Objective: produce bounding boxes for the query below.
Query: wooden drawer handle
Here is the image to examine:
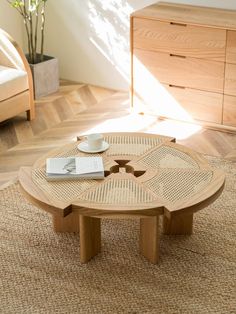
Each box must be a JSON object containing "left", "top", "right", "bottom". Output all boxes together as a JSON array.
[
  {"left": 170, "top": 54, "right": 186, "bottom": 58},
  {"left": 169, "top": 84, "right": 185, "bottom": 89},
  {"left": 170, "top": 22, "right": 187, "bottom": 27}
]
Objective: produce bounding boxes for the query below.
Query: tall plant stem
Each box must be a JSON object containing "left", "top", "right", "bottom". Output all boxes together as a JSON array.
[
  {"left": 29, "top": 11, "right": 35, "bottom": 63},
  {"left": 22, "top": 1, "right": 32, "bottom": 63},
  {"left": 21, "top": 4, "right": 32, "bottom": 63},
  {"left": 40, "top": 2, "right": 46, "bottom": 62},
  {"left": 24, "top": 18, "right": 32, "bottom": 62},
  {"left": 6, "top": 0, "right": 48, "bottom": 64},
  {"left": 34, "top": 6, "right": 39, "bottom": 63}
]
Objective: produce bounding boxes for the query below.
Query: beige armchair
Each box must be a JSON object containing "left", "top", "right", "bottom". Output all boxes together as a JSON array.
[{"left": 0, "top": 28, "right": 34, "bottom": 122}]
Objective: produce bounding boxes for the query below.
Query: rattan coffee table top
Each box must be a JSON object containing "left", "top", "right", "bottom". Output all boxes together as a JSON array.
[{"left": 19, "top": 132, "right": 225, "bottom": 218}]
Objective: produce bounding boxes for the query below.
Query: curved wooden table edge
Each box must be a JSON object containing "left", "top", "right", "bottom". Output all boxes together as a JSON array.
[{"left": 18, "top": 167, "right": 72, "bottom": 217}]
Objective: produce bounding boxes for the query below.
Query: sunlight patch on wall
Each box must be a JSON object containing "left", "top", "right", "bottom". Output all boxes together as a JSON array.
[
  {"left": 88, "top": 0, "right": 133, "bottom": 83},
  {"left": 89, "top": 37, "right": 127, "bottom": 79}
]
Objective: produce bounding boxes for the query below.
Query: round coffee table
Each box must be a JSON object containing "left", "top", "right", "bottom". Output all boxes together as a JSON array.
[{"left": 19, "top": 132, "right": 225, "bottom": 263}]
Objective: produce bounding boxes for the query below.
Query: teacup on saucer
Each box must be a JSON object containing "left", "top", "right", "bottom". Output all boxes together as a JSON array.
[
  {"left": 85, "top": 133, "right": 103, "bottom": 151},
  {"left": 77, "top": 138, "right": 109, "bottom": 153}
]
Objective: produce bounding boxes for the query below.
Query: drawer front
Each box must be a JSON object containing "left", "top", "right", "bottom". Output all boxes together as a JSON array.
[
  {"left": 132, "top": 80, "right": 222, "bottom": 123},
  {"left": 223, "top": 95, "right": 236, "bottom": 126},
  {"left": 164, "top": 85, "right": 223, "bottom": 123},
  {"left": 133, "top": 49, "right": 224, "bottom": 93},
  {"left": 133, "top": 18, "right": 226, "bottom": 61},
  {"left": 224, "top": 63, "right": 236, "bottom": 96},
  {"left": 226, "top": 31, "right": 236, "bottom": 64}
]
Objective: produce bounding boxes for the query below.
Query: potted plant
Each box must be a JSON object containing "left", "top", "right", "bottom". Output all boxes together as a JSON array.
[{"left": 6, "top": 0, "right": 59, "bottom": 99}]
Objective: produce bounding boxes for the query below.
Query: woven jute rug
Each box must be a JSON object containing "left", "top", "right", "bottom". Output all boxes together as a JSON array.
[{"left": 0, "top": 156, "right": 235, "bottom": 314}]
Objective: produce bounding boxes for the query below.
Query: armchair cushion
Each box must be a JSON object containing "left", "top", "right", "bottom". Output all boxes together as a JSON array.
[
  {"left": 0, "top": 28, "right": 34, "bottom": 121},
  {"left": 0, "top": 65, "right": 28, "bottom": 101}
]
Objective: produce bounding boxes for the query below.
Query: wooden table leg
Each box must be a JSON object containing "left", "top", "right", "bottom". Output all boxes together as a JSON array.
[
  {"left": 79, "top": 215, "right": 101, "bottom": 263},
  {"left": 53, "top": 211, "right": 80, "bottom": 232},
  {"left": 140, "top": 216, "right": 160, "bottom": 264},
  {"left": 163, "top": 213, "right": 193, "bottom": 235}
]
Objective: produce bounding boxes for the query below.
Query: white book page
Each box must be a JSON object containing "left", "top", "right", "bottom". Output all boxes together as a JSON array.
[
  {"left": 76, "top": 157, "right": 104, "bottom": 174},
  {"left": 46, "top": 157, "right": 76, "bottom": 175}
]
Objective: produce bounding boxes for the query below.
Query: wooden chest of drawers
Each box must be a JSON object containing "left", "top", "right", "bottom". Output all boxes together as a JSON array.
[{"left": 130, "top": 2, "right": 236, "bottom": 130}]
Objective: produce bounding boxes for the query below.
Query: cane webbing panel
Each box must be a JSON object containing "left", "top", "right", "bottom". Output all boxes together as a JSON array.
[
  {"left": 47, "top": 143, "right": 101, "bottom": 159},
  {"left": 138, "top": 145, "right": 199, "bottom": 169},
  {"left": 78, "top": 178, "right": 156, "bottom": 205},
  {"left": 146, "top": 170, "right": 213, "bottom": 203},
  {"left": 54, "top": 144, "right": 79, "bottom": 158},
  {"left": 103, "top": 134, "right": 165, "bottom": 156},
  {"left": 32, "top": 168, "right": 98, "bottom": 202},
  {"left": 29, "top": 133, "right": 222, "bottom": 211}
]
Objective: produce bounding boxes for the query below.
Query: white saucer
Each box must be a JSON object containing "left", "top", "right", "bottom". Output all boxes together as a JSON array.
[{"left": 77, "top": 141, "right": 109, "bottom": 153}]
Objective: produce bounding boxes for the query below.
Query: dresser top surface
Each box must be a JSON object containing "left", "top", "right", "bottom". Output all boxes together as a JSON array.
[{"left": 131, "top": 2, "right": 236, "bottom": 30}]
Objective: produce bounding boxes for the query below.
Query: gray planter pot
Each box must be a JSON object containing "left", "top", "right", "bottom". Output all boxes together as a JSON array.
[{"left": 28, "top": 55, "right": 59, "bottom": 99}]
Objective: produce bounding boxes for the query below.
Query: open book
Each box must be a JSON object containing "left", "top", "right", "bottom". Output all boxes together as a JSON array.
[{"left": 46, "top": 156, "right": 104, "bottom": 181}]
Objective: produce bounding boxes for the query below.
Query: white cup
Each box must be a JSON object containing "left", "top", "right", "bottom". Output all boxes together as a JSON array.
[{"left": 86, "top": 133, "right": 103, "bottom": 150}]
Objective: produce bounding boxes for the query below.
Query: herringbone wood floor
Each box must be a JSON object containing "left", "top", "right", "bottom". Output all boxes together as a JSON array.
[{"left": 1, "top": 80, "right": 236, "bottom": 188}]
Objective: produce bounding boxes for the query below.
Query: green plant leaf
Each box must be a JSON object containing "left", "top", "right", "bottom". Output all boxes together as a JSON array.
[{"left": 11, "top": 0, "right": 24, "bottom": 8}]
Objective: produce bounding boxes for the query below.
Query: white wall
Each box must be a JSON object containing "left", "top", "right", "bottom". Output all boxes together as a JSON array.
[
  {"left": 1, "top": 1, "right": 236, "bottom": 91},
  {"left": 0, "top": 1, "right": 23, "bottom": 45},
  {"left": 46, "top": 0, "right": 160, "bottom": 91}
]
